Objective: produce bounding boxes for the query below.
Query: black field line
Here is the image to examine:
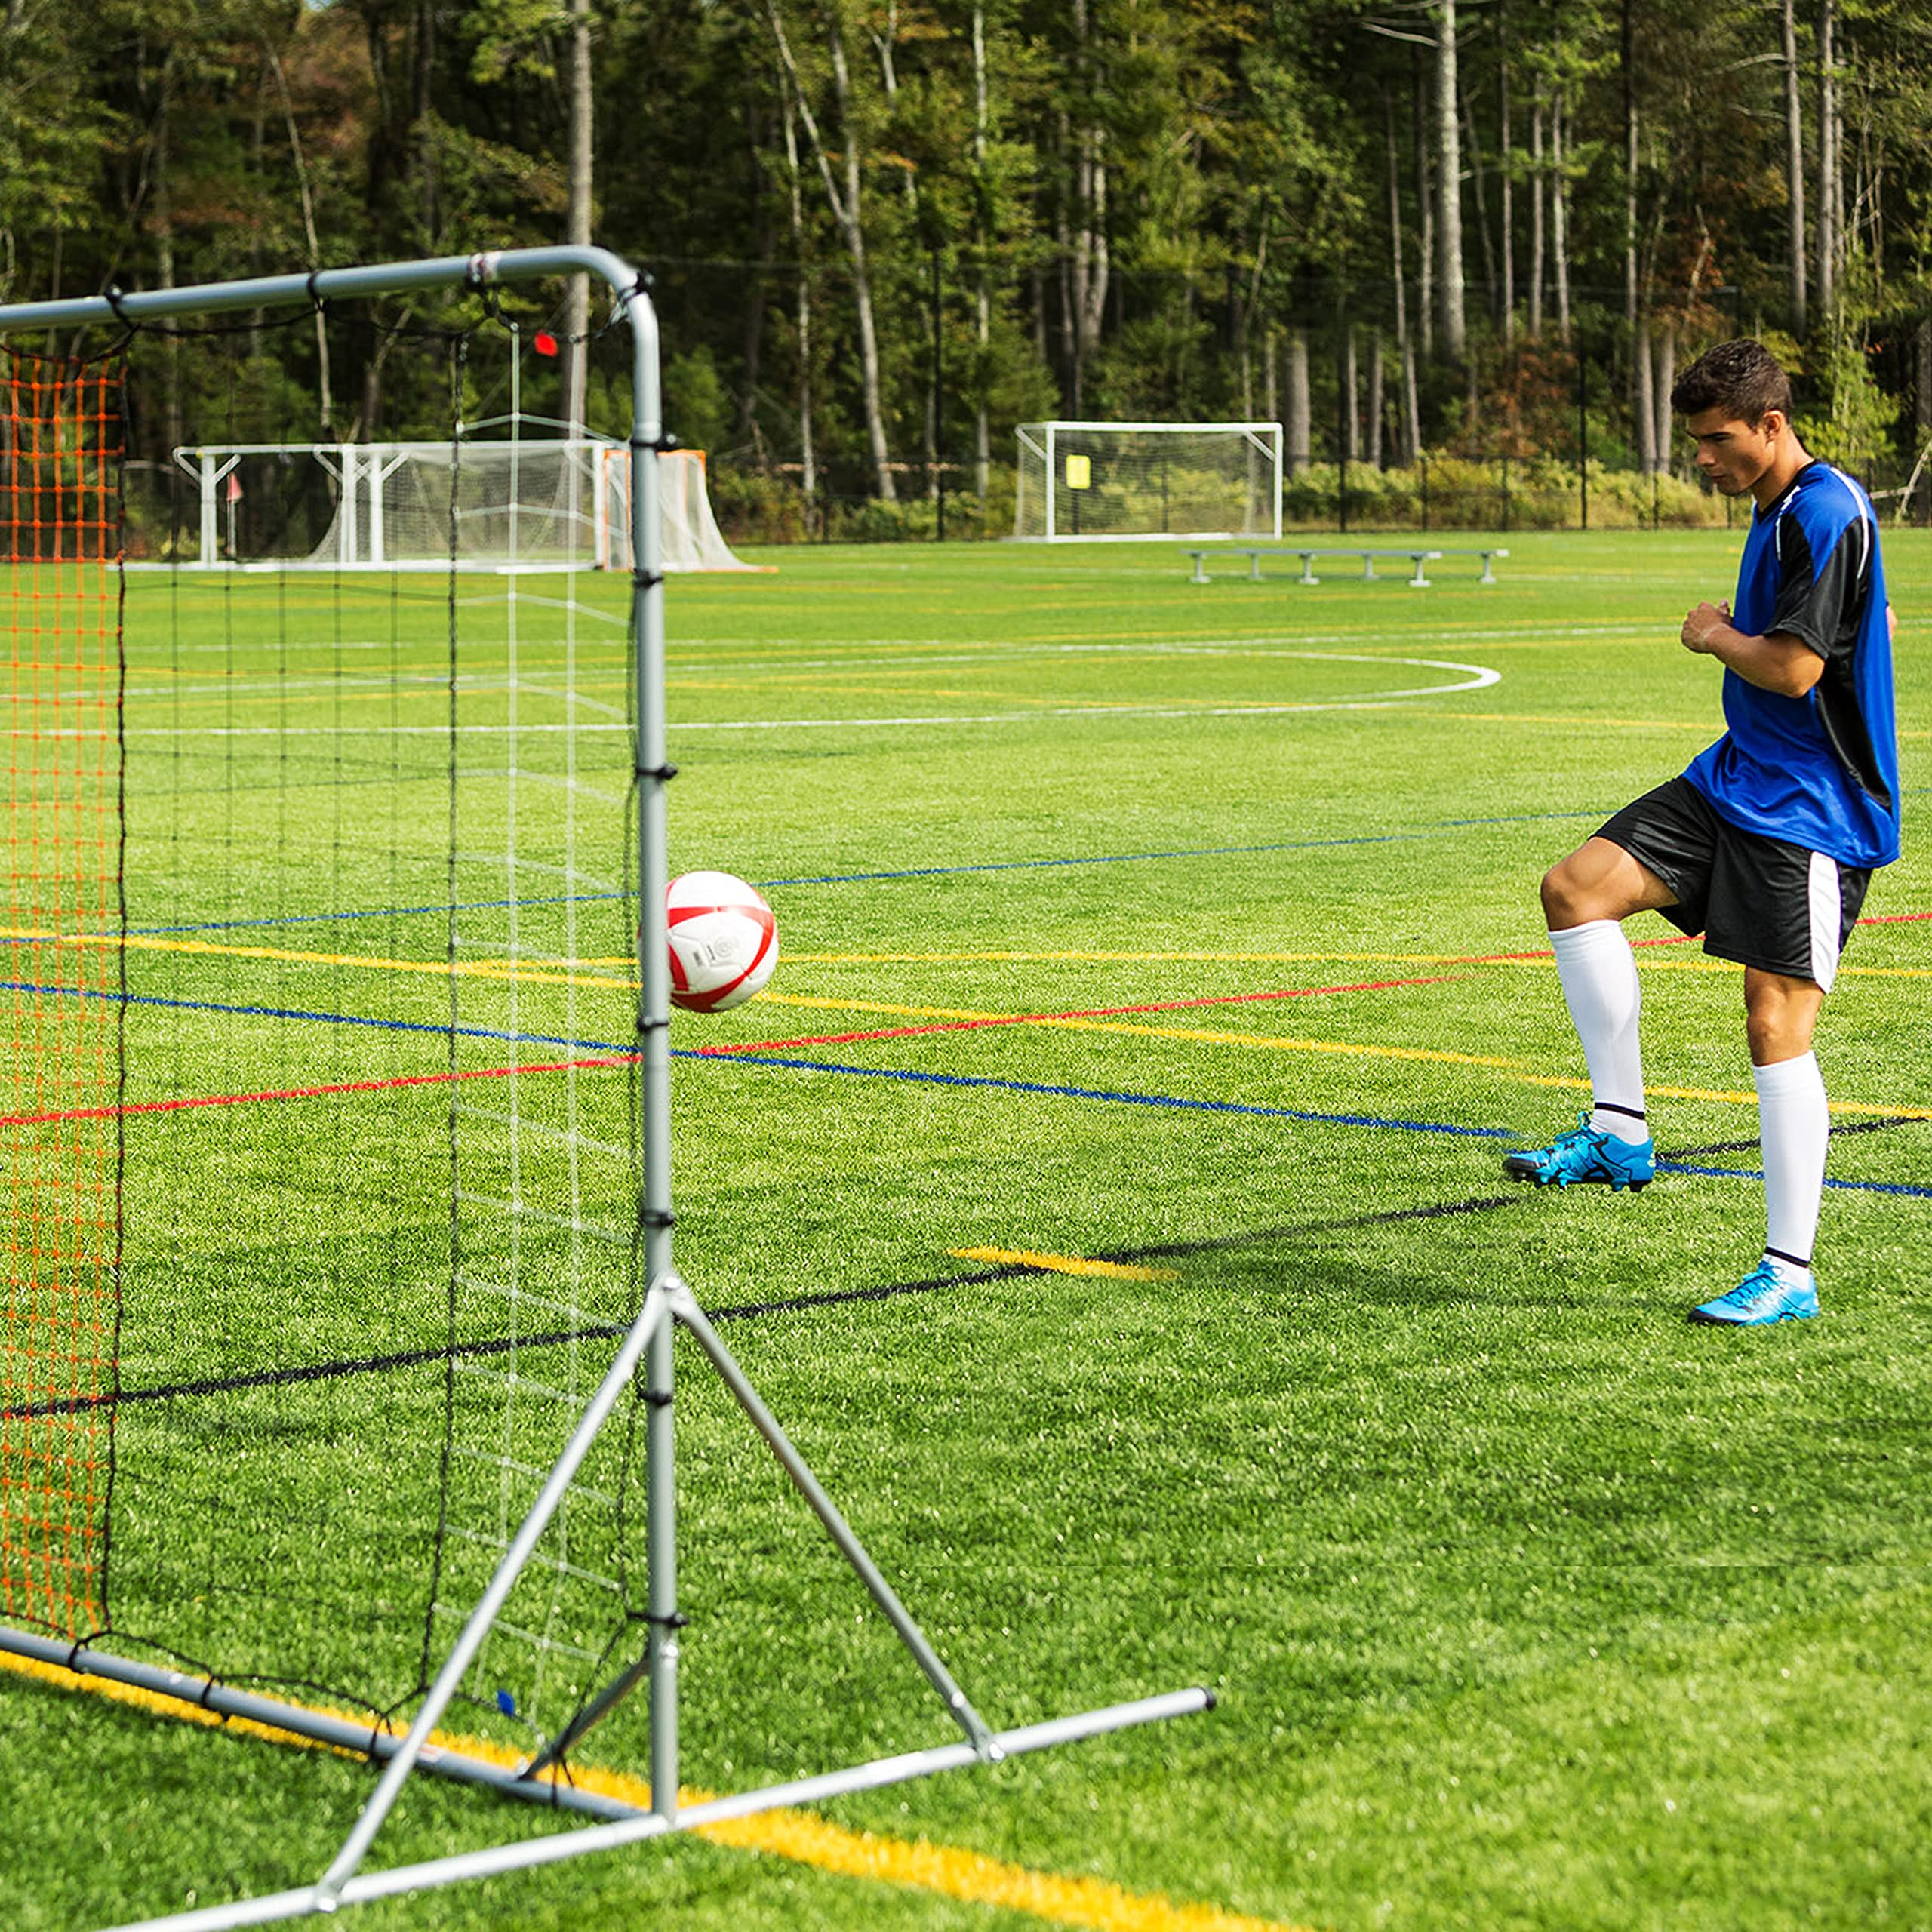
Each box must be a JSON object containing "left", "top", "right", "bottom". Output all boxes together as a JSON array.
[
  {"left": 1658, "top": 1113, "right": 1927, "bottom": 1161},
  {"left": 5, "top": 1197, "right": 1529, "bottom": 1422},
  {"left": 19, "top": 1118, "right": 1924, "bottom": 1423}
]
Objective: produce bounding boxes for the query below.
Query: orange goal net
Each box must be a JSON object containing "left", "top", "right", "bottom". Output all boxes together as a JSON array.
[{"left": 0, "top": 345, "right": 125, "bottom": 1640}]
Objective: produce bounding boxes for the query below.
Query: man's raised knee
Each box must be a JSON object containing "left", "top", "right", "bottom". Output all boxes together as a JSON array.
[{"left": 1541, "top": 858, "right": 1589, "bottom": 929}]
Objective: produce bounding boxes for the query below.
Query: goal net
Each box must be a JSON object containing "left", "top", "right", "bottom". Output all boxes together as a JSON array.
[
  {"left": 0, "top": 254, "right": 1199, "bottom": 1930},
  {"left": 170, "top": 436, "right": 754, "bottom": 571},
  {"left": 1013, "top": 420, "right": 1283, "bottom": 541}
]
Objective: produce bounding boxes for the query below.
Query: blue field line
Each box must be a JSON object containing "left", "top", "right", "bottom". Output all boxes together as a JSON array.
[
  {"left": 14, "top": 977, "right": 1931, "bottom": 1198},
  {"left": 693, "top": 1049, "right": 1520, "bottom": 1138},
  {"left": 1657, "top": 1158, "right": 1932, "bottom": 1199},
  {"left": 1, "top": 980, "right": 608, "bottom": 1055},
  {"left": 756, "top": 811, "right": 1606, "bottom": 888},
  {"left": 97, "top": 808, "right": 1607, "bottom": 937}
]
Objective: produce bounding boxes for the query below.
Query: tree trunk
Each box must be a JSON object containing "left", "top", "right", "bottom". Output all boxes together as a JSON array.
[
  {"left": 152, "top": 78, "right": 183, "bottom": 465},
  {"left": 1342, "top": 324, "right": 1359, "bottom": 462},
  {"left": 780, "top": 83, "right": 816, "bottom": 499},
  {"left": 262, "top": 40, "right": 332, "bottom": 433},
  {"left": 1498, "top": 0, "right": 1515, "bottom": 340},
  {"left": 1528, "top": 88, "right": 1545, "bottom": 336},
  {"left": 1460, "top": 77, "right": 1497, "bottom": 322},
  {"left": 563, "top": 0, "right": 592, "bottom": 436},
  {"left": 1782, "top": 0, "right": 1807, "bottom": 334},
  {"left": 1653, "top": 323, "right": 1675, "bottom": 472},
  {"left": 1552, "top": 83, "right": 1571, "bottom": 341},
  {"left": 765, "top": 0, "right": 895, "bottom": 498},
  {"left": 971, "top": 0, "right": 990, "bottom": 500},
  {"left": 1622, "top": 0, "right": 1638, "bottom": 335},
  {"left": 1068, "top": 137, "right": 1109, "bottom": 402},
  {"left": 1402, "top": 335, "right": 1422, "bottom": 464},
  {"left": 1815, "top": 0, "right": 1836, "bottom": 321},
  {"left": 1414, "top": 51, "right": 1434, "bottom": 361},
  {"left": 1635, "top": 315, "right": 1656, "bottom": 474},
  {"left": 1367, "top": 328, "right": 1386, "bottom": 468},
  {"left": 1384, "top": 90, "right": 1420, "bottom": 461},
  {"left": 737, "top": 96, "right": 771, "bottom": 462},
  {"left": 1435, "top": 0, "right": 1466, "bottom": 361},
  {"left": 869, "top": 8, "right": 935, "bottom": 498},
  {"left": 411, "top": 0, "right": 438, "bottom": 246},
  {"left": 1053, "top": 0, "right": 1109, "bottom": 417},
  {"left": 1286, "top": 328, "right": 1311, "bottom": 477}
]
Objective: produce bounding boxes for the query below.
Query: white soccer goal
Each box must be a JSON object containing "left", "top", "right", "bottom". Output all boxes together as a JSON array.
[
  {"left": 172, "top": 436, "right": 753, "bottom": 571},
  {"left": 1014, "top": 420, "right": 1283, "bottom": 541}
]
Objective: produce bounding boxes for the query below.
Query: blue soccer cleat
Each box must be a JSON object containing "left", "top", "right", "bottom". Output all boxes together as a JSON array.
[
  {"left": 1689, "top": 1260, "right": 1820, "bottom": 1326},
  {"left": 1503, "top": 1112, "right": 1656, "bottom": 1192}
]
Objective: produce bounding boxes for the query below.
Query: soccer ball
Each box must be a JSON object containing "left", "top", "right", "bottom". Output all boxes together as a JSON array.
[{"left": 665, "top": 870, "right": 778, "bottom": 1014}]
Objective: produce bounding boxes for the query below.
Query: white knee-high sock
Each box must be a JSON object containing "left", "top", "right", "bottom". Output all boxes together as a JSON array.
[
  {"left": 1549, "top": 920, "right": 1648, "bottom": 1143},
  {"left": 1755, "top": 1051, "right": 1829, "bottom": 1282}
]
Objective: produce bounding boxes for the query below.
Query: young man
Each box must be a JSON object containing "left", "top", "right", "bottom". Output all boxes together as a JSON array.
[{"left": 1504, "top": 338, "right": 1900, "bottom": 1325}]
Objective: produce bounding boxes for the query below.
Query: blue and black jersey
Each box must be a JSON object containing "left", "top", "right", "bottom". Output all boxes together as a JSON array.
[{"left": 1684, "top": 460, "right": 1900, "bottom": 869}]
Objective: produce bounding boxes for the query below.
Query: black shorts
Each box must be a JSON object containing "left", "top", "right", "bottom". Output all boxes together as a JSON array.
[{"left": 1595, "top": 777, "right": 1869, "bottom": 990}]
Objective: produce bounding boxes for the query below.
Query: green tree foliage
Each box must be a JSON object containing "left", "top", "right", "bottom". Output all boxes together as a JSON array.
[{"left": 1, "top": 0, "right": 1928, "bottom": 511}]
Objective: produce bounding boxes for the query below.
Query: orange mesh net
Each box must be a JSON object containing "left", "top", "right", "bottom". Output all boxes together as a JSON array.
[{"left": 0, "top": 346, "right": 125, "bottom": 1638}]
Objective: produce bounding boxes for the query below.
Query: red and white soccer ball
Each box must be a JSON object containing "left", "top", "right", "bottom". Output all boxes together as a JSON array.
[{"left": 666, "top": 870, "right": 778, "bottom": 1014}]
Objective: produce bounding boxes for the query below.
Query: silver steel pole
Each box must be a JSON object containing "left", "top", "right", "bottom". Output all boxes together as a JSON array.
[
  {"left": 0, "top": 1626, "right": 643, "bottom": 1825},
  {"left": 0, "top": 246, "right": 647, "bottom": 337},
  {"left": 106, "top": 1689, "right": 1214, "bottom": 1932},
  {"left": 310, "top": 1284, "right": 674, "bottom": 1909},
  {"left": 620, "top": 279, "right": 682, "bottom": 1829},
  {"left": 665, "top": 1280, "right": 999, "bottom": 1760}
]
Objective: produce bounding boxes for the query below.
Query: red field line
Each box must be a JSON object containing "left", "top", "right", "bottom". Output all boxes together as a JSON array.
[
  {"left": 0, "top": 1057, "right": 636, "bottom": 1130},
  {"left": 1465, "top": 905, "right": 1926, "bottom": 964},
  {"left": 696, "top": 972, "right": 1465, "bottom": 1057}
]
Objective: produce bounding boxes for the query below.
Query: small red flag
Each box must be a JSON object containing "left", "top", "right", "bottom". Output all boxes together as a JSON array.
[{"left": 533, "top": 331, "right": 560, "bottom": 358}]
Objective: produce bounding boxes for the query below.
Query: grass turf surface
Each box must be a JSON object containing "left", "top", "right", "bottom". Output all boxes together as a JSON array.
[{"left": 3, "top": 528, "right": 1930, "bottom": 1930}]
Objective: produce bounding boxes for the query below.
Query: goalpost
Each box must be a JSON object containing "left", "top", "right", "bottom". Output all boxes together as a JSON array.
[
  {"left": 171, "top": 436, "right": 753, "bottom": 571},
  {"left": 0, "top": 248, "right": 1204, "bottom": 1931},
  {"left": 1014, "top": 420, "right": 1284, "bottom": 541}
]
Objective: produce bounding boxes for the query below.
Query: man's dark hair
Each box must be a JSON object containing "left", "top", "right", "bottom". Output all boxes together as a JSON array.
[{"left": 1670, "top": 339, "right": 1793, "bottom": 423}]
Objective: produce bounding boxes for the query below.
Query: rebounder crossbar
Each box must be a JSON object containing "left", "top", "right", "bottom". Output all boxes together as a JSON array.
[{"left": 0, "top": 247, "right": 1208, "bottom": 1930}]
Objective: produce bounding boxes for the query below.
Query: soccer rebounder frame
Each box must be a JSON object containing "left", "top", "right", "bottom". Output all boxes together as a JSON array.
[{"left": 0, "top": 246, "right": 1207, "bottom": 1930}]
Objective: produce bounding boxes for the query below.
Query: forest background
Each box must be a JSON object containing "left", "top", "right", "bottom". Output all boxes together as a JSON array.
[{"left": 3, "top": 0, "right": 1931, "bottom": 540}]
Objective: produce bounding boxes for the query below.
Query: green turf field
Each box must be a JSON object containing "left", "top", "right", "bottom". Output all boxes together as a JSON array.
[{"left": 4, "top": 528, "right": 1930, "bottom": 1932}]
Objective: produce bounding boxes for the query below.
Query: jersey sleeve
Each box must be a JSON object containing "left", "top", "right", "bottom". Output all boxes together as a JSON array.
[{"left": 1770, "top": 511, "right": 1868, "bottom": 664}]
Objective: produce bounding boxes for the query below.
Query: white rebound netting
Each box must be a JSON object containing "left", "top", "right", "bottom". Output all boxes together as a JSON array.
[
  {"left": 1013, "top": 421, "right": 1282, "bottom": 540},
  {"left": 158, "top": 440, "right": 752, "bottom": 571}
]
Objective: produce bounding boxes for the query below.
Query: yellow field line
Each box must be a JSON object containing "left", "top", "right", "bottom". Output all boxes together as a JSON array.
[
  {"left": 20, "top": 931, "right": 1922, "bottom": 991},
  {"left": 0, "top": 1646, "right": 1307, "bottom": 1932},
  {"left": 773, "top": 949, "right": 1480, "bottom": 966},
  {"left": 0, "top": 925, "right": 639, "bottom": 993},
  {"left": 950, "top": 1246, "right": 1179, "bottom": 1281},
  {"left": 767, "top": 949, "right": 1928, "bottom": 977},
  {"left": 11, "top": 930, "right": 1925, "bottom": 1115},
  {"left": 749, "top": 990, "right": 1931, "bottom": 1118}
]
